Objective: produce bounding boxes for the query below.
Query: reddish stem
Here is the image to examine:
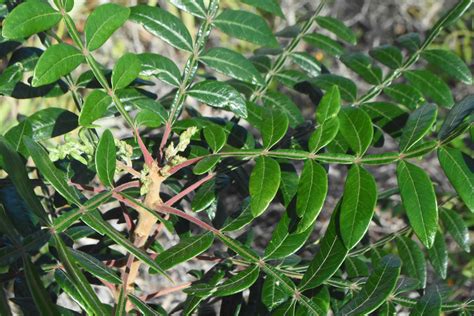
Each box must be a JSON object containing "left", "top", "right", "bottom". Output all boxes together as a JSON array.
[
  {"left": 165, "top": 173, "right": 214, "bottom": 207},
  {"left": 141, "top": 282, "right": 192, "bottom": 302},
  {"left": 158, "top": 122, "right": 172, "bottom": 162},
  {"left": 167, "top": 156, "right": 205, "bottom": 175},
  {"left": 135, "top": 128, "right": 154, "bottom": 167},
  {"left": 114, "top": 180, "right": 140, "bottom": 193},
  {"left": 69, "top": 181, "right": 104, "bottom": 193}
]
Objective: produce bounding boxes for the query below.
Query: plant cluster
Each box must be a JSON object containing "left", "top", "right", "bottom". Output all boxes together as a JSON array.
[{"left": 0, "top": 0, "right": 473, "bottom": 315}]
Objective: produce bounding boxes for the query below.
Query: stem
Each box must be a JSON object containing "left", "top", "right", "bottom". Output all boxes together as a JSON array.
[{"left": 165, "top": 173, "right": 214, "bottom": 206}]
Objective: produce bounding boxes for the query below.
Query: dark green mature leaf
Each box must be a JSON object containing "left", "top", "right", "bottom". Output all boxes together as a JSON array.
[
  {"left": 203, "top": 124, "right": 227, "bottom": 152},
  {"left": 396, "top": 237, "right": 427, "bottom": 289},
  {"left": 432, "top": 0, "right": 473, "bottom": 29},
  {"left": 340, "top": 52, "right": 383, "bottom": 84},
  {"left": 369, "top": 45, "right": 403, "bottom": 69},
  {"left": 130, "top": 5, "right": 194, "bottom": 52},
  {"left": 138, "top": 53, "right": 181, "bottom": 87},
  {"left": 85, "top": 3, "right": 130, "bottom": 51},
  {"left": 295, "top": 160, "right": 328, "bottom": 233},
  {"left": 316, "top": 85, "right": 341, "bottom": 124},
  {"left": 262, "top": 91, "right": 304, "bottom": 128},
  {"left": 95, "top": 130, "right": 116, "bottom": 187},
  {"left": 70, "top": 249, "right": 121, "bottom": 284},
  {"left": 28, "top": 107, "right": 78, "bottom": 141},
  {"left": 311, "top": 74, "right": 357, "bottom": 102},
  {"left": 32, "top": 44, "right": 84, "bottom": 87},
  {"left": 440, "top": 208, "right": 470, "bottom": 252},
  {"left": 438, "top": 95, "right": 474, "bottom": 140},
  {"left": 193, "top": 156, "right": 219, "bottom": 175},
  {"left": 384, "top": 83, "right": 425, "bottom": 110},
  {"left": 340, "top": 165, "right": 377, "bottom": 249},
  {"left": 201, "top": 48, "right": 265, "bottom": 85},
  {"left": 128, "top": 294, "right": 161, "bottom": 316},
  {"left": 188, "top": 80, "right": 247, "bottom": 117},
  {"left": 53, "top": 0, "right": 74, "bottom": 12},
  {"left": 169, "top": 0, "right": 207, "bottom": 19},
  {"left": 222, "top": 199, "right": 254, "bottom": 232},
  {"left": 338, "top": 255, "right": 401, "bottom": 315},
  {"left": 399, "top": 103, "right": 437, "bottom": 152},
  {"left": 191, "top": 179, "right": 216, "bottom": 211},
  {"left": 79, "top": 90, "right": 113, "bottom": 127},
  {"left": 54, "top": 269, "right": 92, "bottom": 314},
  {"left": 250, "top": 157, "right": 281, "bottom": 217},
  {"left": 396, "top": 32, "right": 421, "bottom": 52},
  {"left": 112, "top": 53, "right": 142, "bottom": 90},
  {"left": 214, "top": 10, "right": 278, "bottom": 47},
  {"left": 404, "top": 70, "right": 454, "bottom": 108},
  {"left": 438, "top": 147, "right": 474, "bottom": 211},
  {"left": 241, "top": 0, "right": 284, "bottom": 17},
  {"left": 411, "top": 286, "right": 442, "bottom": 316},
  {"left": 4, "top": 120, "right": 32, "bottom": 156},
  {"left": 262, "top": 275, "right": 291, "bottom": 311},
  {"left": 397, "top": 161, "right": 438, "bottom": 248},
  {"left": 155, "top": 233, "right": 214, "bottom": 270},
  {"left": 260, "top": 107, "right": 289, "bottom": 149},
  {"left": 422, "top": 49, "right": 472, "bottom": 84},
  {"left": 338, "top": 107, "right": 373, "bottom": 156},
  {"left": 304, "top": 33, "right": 344, "bottom": 56},
  {"left": 309, "top": 117, "right": 340, "bottom": 153},
  {"left": 2, "top": 1, "right": 61, "bottom": 39},
  {"left": 315, "top": 16, "right": 357, "bottom": 44},
  {"left": 427, "top": 231, "right": 447, "bottom": 279},
  {"left": 290, "top": 52, "right": 322, "bottom": 77},
  {"left": 344, "top": 256, "right": 369, "bottom": 278}
]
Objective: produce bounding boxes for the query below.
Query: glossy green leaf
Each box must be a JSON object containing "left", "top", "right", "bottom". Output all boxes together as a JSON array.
[
  {"left": 138, "top": 53, "right": 181, "bottom": 87},
  {"left": 369, "top": 45, "right": 403, "bottom": 69},
  {"left": 340, "top": 165, "right": 377, "bottom": 249},
  {"left": 53, "top": 0, "right": 74, "bottom": 12},
  {"left": 2, "top": 1, "right": 61, "bottom": 39},
  {"left": 95, "top": 130, "right": 116, "bottom": 187},
  {"left": 422, "top": 49, "right": 472, "bottom": 84},
  {"left": 193, "top": 156, "right": 220, "bottom": 175},
  {"left": 340, "top": 52, "right": 383, "bottom": 84},
  {"left": 191, "top": 179, "right": 216, "bottom": 211},
  {"left": 316, "top": 85, "right": 341, "bottom": 124},
  {"left": 250, "top": 157, "right": 281, "bottom": 217},
  {"left": 384, "top": 83, "right": 425, "bottom": 110},
  {"left": 28, "top": 107, "right": 78, "bottom": 141},
  {"left": 222, "top": 200, "right": 254, "bottom": 232},
  {"left": 260, "top": 107, "right": 289, "bottom": 149},
  {"left": 203, "top": 124, "right": 227, "bottom": 152},
  {"left": 70, "top": 249, "right": 121, "bottom": 284},
  {"left": 304, "top": 33, "right": 344, "bottom": 56},
  {"left": 438, "top": 95, "right": 474, "bottom": 141},
  {"left": 112, "top": 53, "right": 142, "bottom": 90},
  {"left": 338, "top": 107, "right": 373, "bottom": 156},
  {"left": 85, "top": 3, "right": 130, "bottom": 51},
  {"left": 316, "top": 16, "right": 356, "bottom": 44},
  {"left": 32, "top": 44, "right": 84, "bottom": 87},
  {"left": 396, "top": 237, "right": 427, "bottom": 289},
  {"left": 410, "top": 286, "right": 441, "bottom": 316},
  {"left": 155, "top": 233, "right": 214, "bottom": 270},
  {"left": 169, "top": 0, "right": 206, "bottom": 18},
  {"left": 404, "top": 70, "right": 454, "bottom": 108},
  {"left": 432, "top": 0, "right": 473, "bottom": 29},
  {"left": 262, "top": 91, "right": 304, "bottom": 128},
  {"left": 438, "top": 147, "right": 474, "bottom": 211},
  {"left": 128, "top": 294, "right": 161, "bottom": 316},
  {"left": 360, "top": 101, "right": 408, "bottom": 138},
  {"left": 54, "top": 269, "right": 92, "bottom": 314},
  {"left": 79, "top": 90, "right": 113, "bottom": 127},
  {"left": 311, "top": 74, "right": 357, "bottom": 102},
  {"left": 241, "top": 0, "right": 284, "bottom": 17},
  {"left": 344, "top": 256, "right": 369, "bottom": 278},
  {"left": 397, "top": 161, "right": 438, "bottom": 248},
  {"left": 275, "top": 69, "right": 309, "bottom": 88},
  {"left": 309, "top": 117, "right": 340, "bottom": 153},
  {"left": 338, "top": 255, "right": 401, "bottom": 315},
  {"left": 262, "top": 275, "right": 291, "bottom": 311},
  {"left": 188, "top": 80, "right": 247, "bottom": 118},
  {"left": 214, "top": 10, "right": 278, "bottom": 47},
  {"left": 427, "top": 231, "right": 447, "bottom": 279},
  {"left": 399, "top": 103, "right": 437, "bottom": 152},
  {"left": 130, "top": 5, "right": 193, "bottom": 51},
  {"left": 295, "top": 160, "right": 328, "bottom": 233},
  {"left": 440, "top": 208, "right": 470, "bottom": 252},
  {"left": 290, "top": 52, "right": 322, "bottom": 77},
  {"left": 396, "top": 32, "right": 421, "bottom": 52},
  {"left": 201, "top": 47, "right": 265, "bottom": 85}
]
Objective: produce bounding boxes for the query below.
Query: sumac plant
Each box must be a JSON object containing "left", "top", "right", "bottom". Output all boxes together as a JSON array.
[{"left": 0, "top": 0, "right": 472, "bottom": 315}]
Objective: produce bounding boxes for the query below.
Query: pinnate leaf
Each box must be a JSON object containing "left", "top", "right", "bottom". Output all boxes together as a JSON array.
[
  {"left": 404, "top": 70, "right": 454, "bottom": 108},
  {"left": 250, "top": 157, "right": 281, "bottom": 217},
  {"left": 338, "top": 107, "right": 373, "bottom": 156},
  {"left": 399, "top": 103, "right": 437, "bottom": 152},
  {"left": 112, "top": 53, "right": 142, "bottom": 90},
  {"left": 260, "top": 107, "right": 289, "bottom": 149},
  {"left": 95, "top": 129, "right": 116, "bottom": 187},
  {"left": 316, "top": 16, "right": 357, "bottom": 44}
]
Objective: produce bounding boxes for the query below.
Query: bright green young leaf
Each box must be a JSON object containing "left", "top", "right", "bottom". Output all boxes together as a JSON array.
[
  {"left": 340, "top": 52, "right": 383, "bottom": 84},
  {"left": 410, "top": 286, "right": 442, "bottom": 316},
  {"left": 440, "top": 208, "right": 470, "bottom": 252},
  {"left": 340, "top": 165, "right": 377, "bottom": 249},
  {"left": 304, "top": 33, "right": 344, "bottom": 56},
  {"left": 262, "top": 275, "right": 291, "bottom": 311},
  {"left": 203, "top": 124, "right": 227, "bottom": 152},
  {"left": 250, "top": 157, "right": 281, "bottom": 217},
  {"left": 438, "top": 95, "right": 474, "bottom": 140},
  {"left": 427, "top": 231, "right": 448, "bottom": 279},
  {"left": 316, "top": 85, "right": 341, "bottom": 124},
  {"left": 309, "top": 117, "right": 340, "bottom": 153},
  {"left": 311, "top": 74, "right": 357, "bottom": 102},
  {"left": 262, "top": 91, "right": 304, "bottom": 128},
  {"left": 138, "top": 53, "right": 181, "bottom": 87},
  {"left": 188, "top": 80, "right": 247, "bottom": 118},
  {"left": 85, "top": 3, "right": 130, "bottom": 51},
  {"left": 404, "top": 70, "right": 454, "bottom": 108},
  {"left": 438, "top": 147, "right": 474, "bottom": 211},
  {"left": 338, "top": 255, "right": 401, "bottom": 315},
  {"left": 95, "top": 129, "right": 116, "bottom": 187},
  {"left": 397, "top": 161, "right": 438, "bottom": 248},
  {"left": 422, "top": 49, "right": 472, "bottom": 84},
  {"left": 169, "top": 0, "right": 207, "bottom": 19},
  {"left": 384, "top": 83, "right": 425, "bottom": 110},
  {"left": 2, "top": 1, "right": 61, "bottom": 39},
  {"left": 201, "top": 48, "right": 265, "bottom": 85},
  {"left": 396, "top": 237, "right": 427, "bottom": 289},
  {"left": 214, "top": 10, "right": 278, "bottom": 47},
  {"left": 70, "top": 249, "right": 121, "bottom": 284},
  {"left": 130, "top": 5, "right": 194, "bottom": 52},
  {"left": 315, "top": 16, "right": 356, "bottom": 44},
  {"left": 79, "top": 90, "right": 113, "bottom": 127},
  {"left": 112, "top": 53, "right": 142, "bottom": 90},
  {"left": 369, "top": 45, "right": 403, "bottom": 69},
  {"left": 295, "top": 160, "right": 328, "bottom": 233},
  {"left": 260, "top": 107, "right": 289, "bottom": 149},
  {"left": 399, "top": 103, "right": 437, "bottom": 152},
  {"left": 241, "top": 0, "right": 284, "bottom": 17},
  {"left": 338, "top": 107, "right": 373, "bottom": 156}
]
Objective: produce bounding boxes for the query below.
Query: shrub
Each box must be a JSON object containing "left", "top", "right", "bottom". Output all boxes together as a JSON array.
[{"left": 0, "top": 0, "right": 473, "bottom": 315}]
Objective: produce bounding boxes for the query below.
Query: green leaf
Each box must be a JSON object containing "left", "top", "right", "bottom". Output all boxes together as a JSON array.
[
  {"left": 422, "top": 49, "right": 472, "bottom": 84},
  {"left": 222, "top": 200, "right": 254, "bottom": 232},
  {"left": 432, "top": 0, "right": 473, "bottom": 29},
  {"left": 396, "top": 32, "right": 421, "bottom": 52},
  {"left": 260, "top": 107, "right": 289, "bottom": 149},
  {"left": 155, "top": 233, "right": 214, "bottom": 270},
  {"left": 54, "top": 269, "right": 92, "bottom": 314},
  {"left": 427, "top": 231, "right": 447, "bottom": 279},
  {"left": 85, "top": 3, "right": 130, "bottom": 51},
  {"left": 70, "top": 249, "right": 121, "bottom": 284},
  {"left": 299, "top": 205, "right": 349, "bottom": 291},
  {"left": 295, "top": 160, "right": 328, "bottom": 233},
  {"left": 95, "top": 130, "right": 116, "bottom": 187},
  {"left": 397, "top": 161, "right": 438, "bottom": 248},
  {"left": 308, "top": 117, "right": 340, "bottom": 153},
  {"left": 214, "top": 10, "right": 278, "bottom": 47},
  {"left": 439, "top": 208, "right": 470, "bottom": 252},
  {"left": 203, "top": 124, "right": 227, "bottom": 152},
  {"left": 2, "top": 1, "right": 61, "bottom": 39},
  {"left": 53, "top": 0, "right": 74, "bottom": 12},
  {"left": 130, "top": 5, "right": 193, "bottom": 52},
  {"left": 438, "top": 95, "right": 474, "bottom": 141},
  {"left": 311, "top": 74, "right": 357, "bottom": 102},
  {"left": 304, "top": 33, "right": 344, "bottom": 56},
  {"left": 201, "top": 48, "right": 265, "bottom": 85},
  {"left": 128, "top": 294, "right": 161, "bottom": 316},
  {"left": 404, "top": 70, "right": 454, "bottom": 108},
  {"left": 115, "top": 287, "right": 127, "bottom": 316},
  {"left": 28, "top": 107, "right": 78, "bottom": 141},
  {"left": 340, "top": 165, "right": 377, "bottom": 249},
  {"left": 369, "top": 45, "right": 403, "bottom": 69},
  {"left": 384, "top": 83, "right": 425, "bottom": 110},
  {"left": 338, "top": 255, "right": 401, "bottom": 315},
  {"left": 250, "top": 157, "right": 281, "bottom": 217},
  {"left": 338, "top": 107, "right": 373, "bottom": 156},
  {"left": 241, "top": 0, "right": 284, "bottom": 17},
  {"left": 410, "top": 286, "right": 441, "bottom": 316},
  {"left": 262, "top": 275, "right": 291, "bottom": 311},
  {"left": 112, "top": 53, "right": 142, "bottom": 90},
  {"left": 79, "top": 90, "right": 113, "bottom": 127},
  {"left": 32, "top": 44, "right": 84, "bottom": 87},
  {"left": 399, "top": 103, "right": 437, "bottom": 152},
  {"left": 193, "top": 156, "right": 220, "bottom": 175},
  {"left": 340, "top": 52, "right": 382, "bottom": 84},
  {"left": 290, "top": 52, "right": 322, "bottom": 78},
  {"left": 438, "top": 147, "right": 474, "bottom": 211},
  {"left": 262, "top": 91, "right": 304, "bottom": 128},
  {"left": 191, "top": 179, "right": 216, "bottom": 211},
  {"left": 24, "top": 137, "right": 82, "bottom": 206},
  {"left": 188, "top": 80, "right": 247, "bottom": 118},
  {"left": 169, "top": 0, "right": 207, "bottom": 19},
  {"left": 396, "top": 237, "right": 427, "bottom": 289},
  {"left": 345, "top": 256, "right": 369, "bottom": 278},
  {"left": 138, "top": 53, "right": 181, "bottom": 87},
  {"left": 316, "top": 85, "right": 341, "bottom": 124},
  {"left": 315, "top": 16, "right": 356, "bottom": 44}
]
